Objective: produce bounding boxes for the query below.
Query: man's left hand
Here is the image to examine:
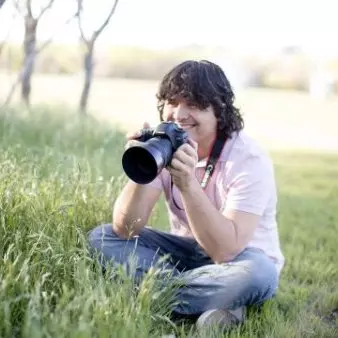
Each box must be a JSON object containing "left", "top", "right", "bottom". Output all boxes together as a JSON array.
[{"left": 168, "top": 139, "right": 199, "bottom": 191}]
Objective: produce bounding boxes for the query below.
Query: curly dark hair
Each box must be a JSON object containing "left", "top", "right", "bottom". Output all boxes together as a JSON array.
[{"left": 156, "top": 60, "right": 244, "bottom": 139}]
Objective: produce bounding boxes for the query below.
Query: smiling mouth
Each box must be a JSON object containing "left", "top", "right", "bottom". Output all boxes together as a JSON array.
[{"left": 177, "top": 124, "right": 197, "bottom": 130}]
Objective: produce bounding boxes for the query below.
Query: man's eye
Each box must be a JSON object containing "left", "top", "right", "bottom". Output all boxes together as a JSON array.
[
  {"left": 167, "top": 99, "right": 178, "bottom": 106},
  {"left": 187, "top": 103, "right": 198, "bottom": 109}
]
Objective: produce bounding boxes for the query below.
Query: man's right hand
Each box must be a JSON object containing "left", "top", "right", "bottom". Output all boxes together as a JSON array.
[
  {"left": 114, "top": 120, "right": 162, "bottom": 238},
  {"left": 125, "top": 121, "right": 151, "bottom": 150}
]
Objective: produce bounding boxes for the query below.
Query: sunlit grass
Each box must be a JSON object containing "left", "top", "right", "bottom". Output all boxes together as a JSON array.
[{"left": 0, "top": 106, "right": 337, "bottom": 337}]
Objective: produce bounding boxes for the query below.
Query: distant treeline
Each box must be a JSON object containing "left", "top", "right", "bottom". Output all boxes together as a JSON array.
[{"left": 1, "top": 43, "right": 338, "bottom": 93}]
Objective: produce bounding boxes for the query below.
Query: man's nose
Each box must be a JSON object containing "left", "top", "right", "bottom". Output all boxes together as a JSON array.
[{"left": 173, "top": 104, "right": 188, "bottom": 120}]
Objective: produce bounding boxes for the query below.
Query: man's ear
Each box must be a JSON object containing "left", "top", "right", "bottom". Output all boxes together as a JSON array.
[{"left": 157, "top": 101, "right": 165, "bottom": 121}]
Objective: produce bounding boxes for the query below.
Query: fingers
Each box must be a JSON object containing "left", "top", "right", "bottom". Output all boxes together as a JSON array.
[
  {"left": 173, "top": 150, "right": 195, "bottom": 166},
  {"left": 126, "top": 131, "right": 142, "bottom": 141},
  {"left": 176, "top": 143, "right": 198, "bottom": 161},
  {"left": 143, "top": 121, "right": 151, "bottom": 129},
  {"left": 126, "top": 121, "right": 151, "bottom": 140},
  {"left": 167, "top": 164, "right": 183, "bottom": 178},
  {"left": 170, "top": 144, "right": 198, "bottom": 170},
  {"left": 170, "top": 156, "right": 194, "bottom": 171},
  {"left": 169, "top": 158, "right": 186, "bottom": 172}
]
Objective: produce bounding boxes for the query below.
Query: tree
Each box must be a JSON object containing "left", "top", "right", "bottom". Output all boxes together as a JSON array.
[
  {"left": 2, "top": 0, "right": 78, "bottom": 107},
  {"left": 77, "top": 0, "right": 119, "bottom": 114},
  {"left": 12, "top": 0, "right": 56, "bottom": 105}
]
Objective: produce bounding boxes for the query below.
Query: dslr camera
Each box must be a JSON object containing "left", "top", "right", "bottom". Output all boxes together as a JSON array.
[{"left": 122, "top": 121, "right": 188, "bottom": 184}]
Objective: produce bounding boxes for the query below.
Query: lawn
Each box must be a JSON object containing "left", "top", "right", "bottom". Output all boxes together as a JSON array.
[{"left": 0, "top": 104, "right": 337, "bottom": 337}]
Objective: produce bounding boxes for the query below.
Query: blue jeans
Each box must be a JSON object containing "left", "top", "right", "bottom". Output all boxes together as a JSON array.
[{"left": 87, "top": 224, "right": 278, "bottom": 318}]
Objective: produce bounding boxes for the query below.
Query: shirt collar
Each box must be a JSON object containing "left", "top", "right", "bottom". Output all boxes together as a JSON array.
[{"left": 195, "top": 131, "right": 239, "bottom": 168}]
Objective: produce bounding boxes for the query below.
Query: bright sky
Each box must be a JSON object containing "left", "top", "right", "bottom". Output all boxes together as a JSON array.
[{"left": 1, "top": 0, "right": 338, "bottom": 57}]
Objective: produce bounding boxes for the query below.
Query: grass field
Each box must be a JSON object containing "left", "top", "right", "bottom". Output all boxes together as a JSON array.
[{"left": 0, "top": 104, "right": 337, "bottom": 337}]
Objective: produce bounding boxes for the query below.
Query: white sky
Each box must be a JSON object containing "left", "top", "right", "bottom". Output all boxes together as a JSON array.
[{"left": 0, "top": 0, "right": 338, "bottom": 57}]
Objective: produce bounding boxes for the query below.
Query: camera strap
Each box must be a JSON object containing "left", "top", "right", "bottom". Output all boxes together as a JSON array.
[
  {"left": 170, "top": 130, "right": 227, "bottom": 210},
  {"left": 200, "top": 131, "right": 227, "bottom": 189}
]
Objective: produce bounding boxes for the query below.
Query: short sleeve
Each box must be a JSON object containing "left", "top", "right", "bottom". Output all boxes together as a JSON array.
[{"left": 223, "top": 155, "right": 274, "bottom": 216}]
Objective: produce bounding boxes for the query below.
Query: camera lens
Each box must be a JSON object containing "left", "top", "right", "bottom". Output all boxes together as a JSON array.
[{"left": 122, "top": 137, "right": 173, "bottom": 184}]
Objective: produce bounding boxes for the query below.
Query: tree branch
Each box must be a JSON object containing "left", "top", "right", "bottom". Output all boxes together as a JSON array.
[
  {"left": 36, "top": 0, "right": 54, "bottom": 21},
  {"left": 77, "top": 0, "right": 119, "bottom": 46},
  {"left": 13, "top": 0, "right": 21, "bottom": 14},
  {"left": 26, "top": 0, "right": 32, "bottom": 17},
  {"left": 37, "top": 9, "right": 79, "bottom": 53},
  {"left": 0, "top": 0, "right": 6, "bottom": 9},
  {"left": 93, "top": 0, "right": 119, "bottom": 41},
  {"left": 77, "top": 0, "right": 88, "bottom": 45}
]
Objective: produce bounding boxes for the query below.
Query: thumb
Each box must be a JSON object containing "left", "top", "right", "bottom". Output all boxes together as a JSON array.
[
  {"left": 126, "top": 122, "right": 151, "bottom": 140},
  {"left": 188, "top": 138, "right": 198, "bottom": 151},
  {"left": 143, "top": 121, "right": 151, "bottom": 129}
]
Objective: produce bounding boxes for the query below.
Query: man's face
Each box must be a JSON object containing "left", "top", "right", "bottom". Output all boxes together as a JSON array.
[{"left": 162, "top": 99, "right": 218, "bottom": 144}]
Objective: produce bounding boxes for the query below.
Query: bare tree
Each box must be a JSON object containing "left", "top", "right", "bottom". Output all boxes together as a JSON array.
[
  {"left": 2, "top": 0, "right": 78, "bottom": 107},
  {"left": 10, "top": 0, "right": 56, "bottom": 105},
  {"left": 77, "top": 0, "right": 119, "bottom": 114}
]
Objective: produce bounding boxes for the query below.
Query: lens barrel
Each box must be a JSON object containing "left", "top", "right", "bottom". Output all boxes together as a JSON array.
[{"left": 122, "top": 137, "right": 173, "bottom": 184}]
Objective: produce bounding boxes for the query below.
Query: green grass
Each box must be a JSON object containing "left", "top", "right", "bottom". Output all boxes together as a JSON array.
[{"left": 0, "top": 105, "right": 337, "bottom": 337}]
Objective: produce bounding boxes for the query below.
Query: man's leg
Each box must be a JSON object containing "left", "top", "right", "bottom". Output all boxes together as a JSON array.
[
  {"left": 87, "top": 224, "right": 206, "bottom": 281},
  {"left": 172, "top": 248, "right": 278, "bottom": 318},
  {"left": 88, "top": 226, "right": 278, "bottom": 326}
]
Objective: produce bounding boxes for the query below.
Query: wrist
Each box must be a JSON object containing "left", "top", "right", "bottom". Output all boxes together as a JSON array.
[{"left": 179, "top": 176, "right": 200, "bottom": 194}]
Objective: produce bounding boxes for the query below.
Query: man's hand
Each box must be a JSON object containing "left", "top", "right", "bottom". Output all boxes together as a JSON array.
[
  {"left": 125, "top": 121, "right": 151, "bottom": 149},
  {"left": 167, "top": 139, "right": 199, "bottom": 191}
]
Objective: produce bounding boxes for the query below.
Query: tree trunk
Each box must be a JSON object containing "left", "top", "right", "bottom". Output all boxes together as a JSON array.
[
  {"left": 22, "top": 16, "right": 37, "bottom": 105},
  {"left": 79, "top": 43, "right": 94, "bottom": 114}
]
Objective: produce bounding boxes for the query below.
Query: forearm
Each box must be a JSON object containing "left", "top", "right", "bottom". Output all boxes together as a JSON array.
[
  {"left": 113, "top": 180, "right": 152, "bottom": 238},
  {"left": 180, "top": 180, "right": 240, "bottom": 263}
]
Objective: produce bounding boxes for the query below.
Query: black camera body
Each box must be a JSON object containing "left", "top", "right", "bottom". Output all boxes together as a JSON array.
[
  {"left": 122, "top": 122, "right": 188, "bottom": 184},
  {"left": 137, "top": 121, "right": 188, "bottom": 150}
]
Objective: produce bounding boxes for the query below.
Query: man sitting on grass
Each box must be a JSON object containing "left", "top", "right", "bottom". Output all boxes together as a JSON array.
[{"left": 88, "top": 60, "right": 285, "bottom": 330}]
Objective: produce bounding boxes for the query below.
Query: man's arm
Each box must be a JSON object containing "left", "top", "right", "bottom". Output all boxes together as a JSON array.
[
  {"left": 180, "top": 180, "right": 261, "bottom": 263},
  {"left": 112, "top": 180, "right": 161, "bottom": 239},
  {"left": 172, "top": 143, "right": 273, "bottom": 263}
]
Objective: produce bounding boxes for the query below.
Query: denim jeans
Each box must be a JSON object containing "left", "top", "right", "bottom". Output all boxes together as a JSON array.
[{"left": 87, "top": 224, "right": 279, "bottom": 317}]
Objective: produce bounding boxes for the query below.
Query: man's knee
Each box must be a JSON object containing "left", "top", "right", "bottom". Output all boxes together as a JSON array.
[
  {"left": 87, "top": 223, "right": 117, "bottom": 250},
  {"left": 232, "top": 250, "right": 278, "bottom": 305},
  {"left": 203, "top": 249, "right": 278, "bottom": 308}
]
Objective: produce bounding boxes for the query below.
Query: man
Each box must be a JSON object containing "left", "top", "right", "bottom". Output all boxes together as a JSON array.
[{"left": 88, "top": 60, "right": 285, "bottom": 329}]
